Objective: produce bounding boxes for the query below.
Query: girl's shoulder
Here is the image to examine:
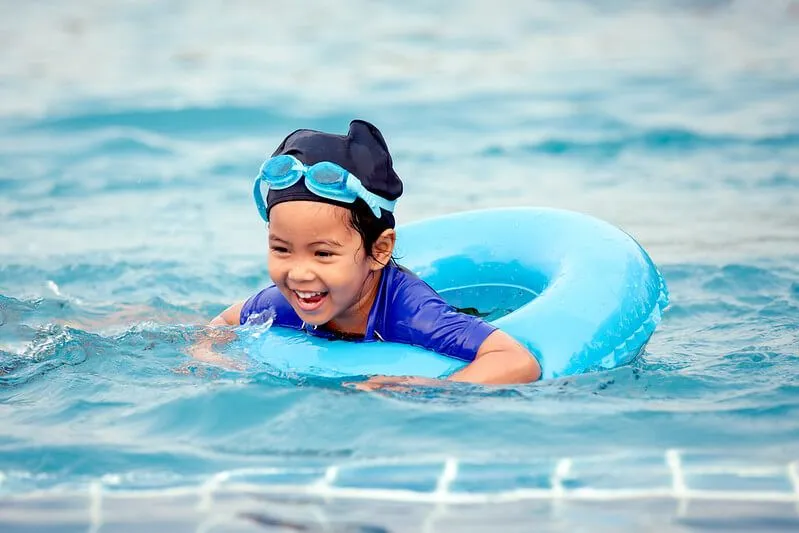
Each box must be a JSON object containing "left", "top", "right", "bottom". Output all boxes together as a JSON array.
[
  {"left": 239, "top": 285, "right": 303, "bottom": 328},
  {"left": 383, "top": 262, "right": 440, "bottom": 303},
  {"left": 377, "top": 263, "right": 497, "bottom": 361}
]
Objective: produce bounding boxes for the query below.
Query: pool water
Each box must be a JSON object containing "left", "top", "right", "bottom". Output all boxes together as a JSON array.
[
  {"left": 1, "top": 1, "right": 799, "bottom": 531},
  {"left": 445, "top": 283, "right": 537, "bottom": 321}
]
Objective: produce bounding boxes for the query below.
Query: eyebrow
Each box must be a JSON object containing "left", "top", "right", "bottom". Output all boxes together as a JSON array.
[
  {"left": 310, "top": 239, "right": 343, "bottom": 248},
  {"left": 269, "top": 235, "right": 343, "bottom": 248}
]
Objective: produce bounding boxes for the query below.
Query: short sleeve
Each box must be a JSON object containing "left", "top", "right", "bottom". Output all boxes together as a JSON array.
[
  {"left": 383, "top": 276, "right": 498, "bottom": 362},
  {"left": 240, "top": 285, "right": 303, "bottom": 329}
]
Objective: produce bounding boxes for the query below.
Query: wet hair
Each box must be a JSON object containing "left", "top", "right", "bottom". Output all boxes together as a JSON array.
[{"left": 346, "top": 199, "right": 396, "bottom": 266}]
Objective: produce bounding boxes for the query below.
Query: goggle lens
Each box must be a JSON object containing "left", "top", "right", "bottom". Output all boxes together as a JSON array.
[
  {"left": 263, "top": 155, "right": 297, "bottom": 178},
  {"left": 309, "top": 162, "right": 347, "bottom": 185}
]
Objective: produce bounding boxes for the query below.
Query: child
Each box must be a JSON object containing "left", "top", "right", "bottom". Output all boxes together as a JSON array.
[{"left": 208, "top": 120, "right": 540, "bottom": 386}]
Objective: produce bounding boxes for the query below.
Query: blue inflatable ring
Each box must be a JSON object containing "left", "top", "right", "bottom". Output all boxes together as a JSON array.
[{"left": 244, "top": 207, "right": 669, "bottom": 380}]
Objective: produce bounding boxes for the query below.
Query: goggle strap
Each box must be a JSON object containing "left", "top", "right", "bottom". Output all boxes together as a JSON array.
[
  {"left": 253, "top": 176, "right": 269, "bottom": 222},
  {"left": 345, "top": 174, "right": 396, "bottom": 217}
]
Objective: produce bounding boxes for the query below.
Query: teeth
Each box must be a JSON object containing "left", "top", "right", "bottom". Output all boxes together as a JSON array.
[{"left": 295, "top": 290, "right": 324, "bottom": 299}]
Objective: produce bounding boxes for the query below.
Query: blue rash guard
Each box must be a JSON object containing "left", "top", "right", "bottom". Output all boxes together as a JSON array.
[{"left": 239, "top": 263, "right": 498, "bottom": 362}]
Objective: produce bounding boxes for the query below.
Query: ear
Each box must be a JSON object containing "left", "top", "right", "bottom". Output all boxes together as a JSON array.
[{"left": 369, "top": 229, "right": 396, "bottom": 270}]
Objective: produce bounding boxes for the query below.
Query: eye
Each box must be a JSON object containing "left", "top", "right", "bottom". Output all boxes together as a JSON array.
[
  {"left": 270, "top": 246, "right": 289, "bottom": 254},
  {"left": 315, "top": 250, "right": 335, "bottom": 258}
]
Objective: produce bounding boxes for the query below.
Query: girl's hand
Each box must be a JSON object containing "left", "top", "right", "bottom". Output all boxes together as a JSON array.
[
  {"left": 348, "top": 375, "right": 444, "bottom": 392},
  {"left": 184, "top": 326, "right": 245, "bottom": 371},
  {"left": 182, "top": 301, "right": 248, "bottom": 372}
]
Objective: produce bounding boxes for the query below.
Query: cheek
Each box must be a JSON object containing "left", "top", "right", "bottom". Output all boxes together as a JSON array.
[
  {"left": 324, "top": 262, "right": 367, "bottom": 293},
  {"left": 267, "top": 259, "right": 283, "bottom": 282}
]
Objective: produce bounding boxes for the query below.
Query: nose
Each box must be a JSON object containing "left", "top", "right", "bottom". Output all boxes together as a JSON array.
[{"left": 287, "top": 261, "right": 316, "bottom": 284}]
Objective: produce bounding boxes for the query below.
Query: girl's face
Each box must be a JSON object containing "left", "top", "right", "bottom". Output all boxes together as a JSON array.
[{"left": 267, "top": 201, "right": 384, "bottom": 333}]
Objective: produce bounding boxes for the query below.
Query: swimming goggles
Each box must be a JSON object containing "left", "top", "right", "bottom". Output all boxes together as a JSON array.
[{"left": 253, "top": 154, "right": 397, "bottom": 222}]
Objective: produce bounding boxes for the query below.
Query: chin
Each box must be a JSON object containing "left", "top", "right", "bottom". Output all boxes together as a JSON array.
[
  {"left": 299, "top": 315, "right": 328, "bottom": 327},
  {"left": 293, "top": 308, "right": 332, "bottom": 327}
]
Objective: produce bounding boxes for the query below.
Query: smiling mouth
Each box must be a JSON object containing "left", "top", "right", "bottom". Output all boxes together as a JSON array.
[{"left": 292, "top": 290, "right": 329, "bottom": 312}]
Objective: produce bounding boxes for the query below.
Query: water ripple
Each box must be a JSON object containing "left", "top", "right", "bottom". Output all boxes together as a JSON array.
[{"left": 1, "top": 1, "right": 799, "bottom": 529}]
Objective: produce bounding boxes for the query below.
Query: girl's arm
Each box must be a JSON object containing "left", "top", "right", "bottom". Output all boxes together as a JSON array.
[
  {"left": 186, "top": 327, "right": 241, "bottom": 368},
  {"left": 209, "top": 301, "right": 245, "bottom": 326},
  {"left": 353, "top": 330, "right": 540, "bottom": 390},
  {"left": 447, "top": 330, "right": 540, "bottom": 384},
  {"left": 186, "top": 301, "right": 246, "bottom": 369}
]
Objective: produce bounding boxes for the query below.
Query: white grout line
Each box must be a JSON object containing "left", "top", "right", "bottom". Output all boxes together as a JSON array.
[
  {"left": 196, "top": 465, "right": 337, "bottom": 532},
  {"left": 787, "top": 461, "right": 799, "bottom": 515},
  {"left": 6, "top": 482, "right": 799, "bottom": 505},
  {"left": 435, "top": 458, "right": 459, "bottom": 495},
  {"left": 665, "top": 450, "right": 687, "bottom": 496},
  {"left": 309, "top": 505, "right": 333, "bottom": 533},
  {"left": 422, "top": 503, "right": 446, "bottom": 533},
  {"left": 310, "top": 465, "right": 338, "bottom": 531},
  {"left": 423, "top": 459, "right": 459, "bottom": 533},
  {"left": 788, "top": 461, "right": 799, "bottom": 494},
  {"left": 197, "top": 471, "right": 230, "bottom": 512},
  {"left": 314, "top": 465, "right": 339, "bottom": 490},
  {"left": 215, "top": 483, "right": 799, "bottom": 504},
  {"left": 196, "top": 466, "right": 314, "bottom": 512},
  {"left": 551, "top": 458, "right": 573, "bottom": 499},
  {"left": 666, "top": 449, "right": 689, "bottom": 517},
  {"left": 88, "top": 480, "right": 103, "bottom": 533}
]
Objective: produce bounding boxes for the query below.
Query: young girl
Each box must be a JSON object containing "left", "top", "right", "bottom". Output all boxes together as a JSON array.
[{"left": 208, "top": 120, "right": 541, "bottom": 386}]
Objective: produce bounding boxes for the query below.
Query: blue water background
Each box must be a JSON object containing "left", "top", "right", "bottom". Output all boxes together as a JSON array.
[{"left": 1, "top": 1, "right": 799, "bottom": 531}]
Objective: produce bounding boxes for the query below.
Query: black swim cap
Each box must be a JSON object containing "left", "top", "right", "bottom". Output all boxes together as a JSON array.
[{"left": 265, "top": 119, "right": 403, "bottom": 228}]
